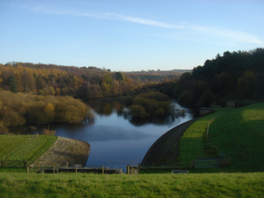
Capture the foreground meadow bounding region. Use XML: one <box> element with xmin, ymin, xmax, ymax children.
<box><xmin>0</xmin><ymin>172</ymin><xmax>263</xmax><ymax>197</ymax></box>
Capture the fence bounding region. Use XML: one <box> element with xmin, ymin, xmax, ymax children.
<box><xmin>0</xmin><ymin>160</ymin><xmax>33</xmax><ymax>168</ymax></box>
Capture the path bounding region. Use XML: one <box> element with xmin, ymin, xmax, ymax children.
<box><xmin>32</xmin><ymin>136</ymin><xmax>90</xmax><ymax>167</ymax></box>
<box><xmin>141</xmin><ymin>118</ymin><xmax>200</xmax><ymax>166</ymax></box>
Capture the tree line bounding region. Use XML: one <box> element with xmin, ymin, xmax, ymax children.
<box><xmin>0</xmin><ymin>91</ymin><xmax>94</xmax><ymax>133</ymax></box>
<box><xmin>155</xmin><ymin>48</ymin><xmax>264</xmax><ymax>108</ymax></box>
<box><xmin>0</xmin><ymin>62</ymin><xmax>182</xmax><ymax>100</ymax></box>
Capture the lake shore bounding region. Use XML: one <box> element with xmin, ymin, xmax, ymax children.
<box><xmin>141</xmin><ymin>117</ymin><xmax>200</xmax><ymax>166</ymax></box>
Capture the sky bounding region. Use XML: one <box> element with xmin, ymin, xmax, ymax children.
<box><xmin>0</xmin><ymin>0</ymin><xmax>263</xmax><ymax>71</ymax></box>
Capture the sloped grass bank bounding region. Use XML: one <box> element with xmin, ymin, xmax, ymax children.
<box><xmin>0</xmin><ymin>172</ymin><xmax>264</xmax><ymax>197</ymax></box>
<box><xmin>0</xmin><ymin>135</ymin><xmax>58</xmax><ymax>162</ymax></box>
<box><xmin>209</xmin><ymin>103</ymin><xmax>264</xmax><ymax>171</ymax></box>
<box><xmin>179</xmin><ymin>108</ymin><xmax>229</xmax><ymax>166</ymax></box>
<box><xmin>179</xmin><ymin>103</ymin><xmax>264</xmax><ymax>172</ymax></box>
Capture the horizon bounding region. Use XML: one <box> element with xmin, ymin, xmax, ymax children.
<box><xmin>0</xmin><ymin>0</ymin><xmax>263</xmax><ymax>71</ymax></box>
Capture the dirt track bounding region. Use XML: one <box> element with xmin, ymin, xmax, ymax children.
<box><xmin>32</xmin><ymin>136</ymin><xmax>90</xmax><ymax>167</ymax></box>
<box><xmin>141</xmin><ymin>118</ymin><xmax>200</xmax><ymax>166</ymax></box>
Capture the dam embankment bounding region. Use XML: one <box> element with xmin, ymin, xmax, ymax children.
<box><xmin>141</xmin><ymin>117</ymin><xmax>200</xmax><ymax>166</ymax></box>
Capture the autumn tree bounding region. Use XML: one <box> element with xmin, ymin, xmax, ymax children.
<box><xmin>44</xmin><ymin>103</ymin><xmax>54</xmax><ymax>130</ymax></box>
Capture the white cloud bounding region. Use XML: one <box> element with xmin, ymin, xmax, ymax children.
<box><xmin>16</xmin><ymin>5</ymin><xmax>263</xmax><ymax>45</ymax></box>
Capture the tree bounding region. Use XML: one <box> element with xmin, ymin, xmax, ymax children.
<box><xmin>116</xmin><ymin>72</ymin><xmax>125</xmax><ymax>82</ymax></box>
<box><xmin>8</xmin><ymin>75</ymin><xmax>17</xmax><ymax>93</ymax></box>
<box><xmin>237</xmin><ymin>71</ymin><xmax>259</xmax><ymax>99</ymax></box>
<box><xmin>44</xmin><ymin>103</ymin><xmax>54</xmax><ymax>130</ymax></box>
<box><xmin>21</xmin><ymin>69</ymin><xmax>35</xmax><ymax>93</ymax></box>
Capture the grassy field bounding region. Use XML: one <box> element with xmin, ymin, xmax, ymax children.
<box><xmin>0</xmin><ymin>172</ymin><xmax>263</xmax><ymax>197</ymax></box>
<box><xmin>0</xmin><ymin>135</ymin><xmax>58</xmax><ymax>162</ymax></box>
<box><xmin>179</xmin><ymin>103</ymin><xmax>264</xmax><ymax>172</ymax></box>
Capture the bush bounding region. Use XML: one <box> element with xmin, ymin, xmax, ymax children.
<box><xmin>42</xmin><ymin>129</ymin><xmax>56</xmax><ymax>135</ymax></box>
<box><xmin>129</xmin><ymin>105</ymin><xmax>150</xmax><ymax>118</ymax></box>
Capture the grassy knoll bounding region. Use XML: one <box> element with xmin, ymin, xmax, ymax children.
<box><xmin>0</xmin><ymin>135</ymin><xmax>58</xmax><ymax>162</ymax></box>
<box><xmin>0</xmin><ymin>172</ymin><xmax>264</xmax><ymax>197</ymax></box>
<box><xmin>179</xmin><ymin>103</ymin><xmax>264</xmax><ymax>172</ymax></box>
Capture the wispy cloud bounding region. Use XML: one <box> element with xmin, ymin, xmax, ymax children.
<box><xmin>15</xmin><ymin>5</ymin><xmax>263</xmax><ymax>45</ymax></box>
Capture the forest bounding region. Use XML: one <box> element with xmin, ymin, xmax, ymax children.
<box><xmin>0</xmin><ymin>62</ymin><xmax>183</xmax><ymax>99</ymax></box>
<box><xmin>0</xmin><ymin>47</ymin><xmax>263</xmax><ymax>130</ymax></box>
<box><xmin>155</xmin><ymin>48</ymin><xmax>264</xmax><ymax>108</ymax></box>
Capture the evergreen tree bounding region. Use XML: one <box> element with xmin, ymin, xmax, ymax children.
<box><xmin>8</xmin><ymin>75</ymin><xmax>17</xmax><ymax>93</ymax></box>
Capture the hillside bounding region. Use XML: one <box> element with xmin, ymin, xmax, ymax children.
<box><xmin>179</xmin><ymin>103</ymin><xmax>264</xmax><ymax>172</ymax></box>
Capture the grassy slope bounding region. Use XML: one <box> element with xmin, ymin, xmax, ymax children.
<box><xmin>179</xmin><ymin>108</ymin><xmax>229</xmax><ymax>167</ymax></box>
<box><xmin>0</xmin><ymin>172</ymin><xmax>264</xmax><ymax>197</ymax></box>
<box><xmin>179</xmin><ymin>103</ymin><xmax>264</xmax><ymax>172</ymax></box>
<box><xmin>0</xmin><ymin>135</ymin><xmax>58</xmax><ymax>162</ymax></box>
<box><xmin>209</xmin><ymin>103</ymin><xmax>264</xmax><ymax>171</ymax></box>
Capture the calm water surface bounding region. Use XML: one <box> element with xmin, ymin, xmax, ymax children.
<box><xmin>10</xmin><ymin>100</ymin><xmax>193</xmax><ymax>171</ymax></box>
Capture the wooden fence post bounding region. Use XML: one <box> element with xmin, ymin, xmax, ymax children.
<box><xmin>102</xmin><ymin>166</ymin><xmax>104</xmax><ymax>174</ymax></box>
<box><xmin>138</xmin><ymin>163</ymin><xmax>140</xmax><ymax>174</ymax></box>
<box><xmin>127</xmin><ymin>166</ymin><xmax>130</xmax><ymax>174</ymax></box>
<box><xmin>66</xmin><ymin>162</ymin><xmax>68</xmax><ymax>167</ymax></box>
<box><xmin>27</xmin><ymin>166</ymin><xmax>29</xmax><ymax>173</ymax></box>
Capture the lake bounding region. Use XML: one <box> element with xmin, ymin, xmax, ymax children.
<box><xmin>9</xmin><ymin>100</ymin><xmax>193</xmax><ymax>171</ymax></box>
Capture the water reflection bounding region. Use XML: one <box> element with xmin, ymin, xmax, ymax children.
<box><xmin>88</xmin><ymin>99</ymin><xmax>187</xmax><ymax>127</ymax></box>
<box><xmin>8</xmin><ymin>99</ymin><xmax>193</xmax><ymax>172</ymax></box>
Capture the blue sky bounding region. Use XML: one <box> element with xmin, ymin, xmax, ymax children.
<box><xmin>0</xmin><ymin>0</ymin><xmax>263</xmax><ymax>71</ymax></box>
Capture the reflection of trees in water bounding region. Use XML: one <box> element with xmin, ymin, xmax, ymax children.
<box><xmin>86</xmin><ymin>99</ymin><xmax>186</xmax><ymax>126</ymax></box>
<box><xmin>86</xmin><ymin>100</ymin><xmax>125</xmax><ymax>116</ymax></box>
<box><xmin>128</xmin><ymin>114</ymin><xmax>185</xmax><ymax>127</ymax></box>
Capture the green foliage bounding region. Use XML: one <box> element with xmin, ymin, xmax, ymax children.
<box><xmin>237</xmin><ymin>70</ymin><xmax>259</xmax><ymax>98</ymax></box>
<box><xmin>160</xmin><ymin>48</ymin><xmax>264</xmax><ymax>108</ymax></box>
<box><xmin>8</xmin><ymin>75</ymin><xmax>17</xmax><ymax>93</ymax></box>
<box><xmin>129</xmin><ymin>91</ymin><xmax>172</xmax><ymax>118</ymax></box>
<box><xmin>129</xmin><ymin>105</ymin><xmax>150</xmax><ymax>118</ymax></box>
<box><xmin>115</xmin><ymin>72</ymin><xmax>125</xmax><ymax>81</ymax></box>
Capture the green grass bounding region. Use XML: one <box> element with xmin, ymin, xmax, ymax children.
<box><xmin>179</xmin><ymin>103</ymin><xmax>264</xmax><ymax>172</ymax></box>
<box><xmin>0</xmin><ymin>172</ymin><xmax>263</xmax><ymax>197</ymax></box>
<box><xmin>0</xmin><ymin>135</ymin><xmax>57</xmax><ymax>162</ymax></box>
<box><xmin>209</xmin><ymin>103</ymin><xmax>264</xmax><ymax>171</ymax></box>
<box><xmin>179</xmin><ymin>108</ymin><xmax>229</xmax><ymax>167</ymax></box>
